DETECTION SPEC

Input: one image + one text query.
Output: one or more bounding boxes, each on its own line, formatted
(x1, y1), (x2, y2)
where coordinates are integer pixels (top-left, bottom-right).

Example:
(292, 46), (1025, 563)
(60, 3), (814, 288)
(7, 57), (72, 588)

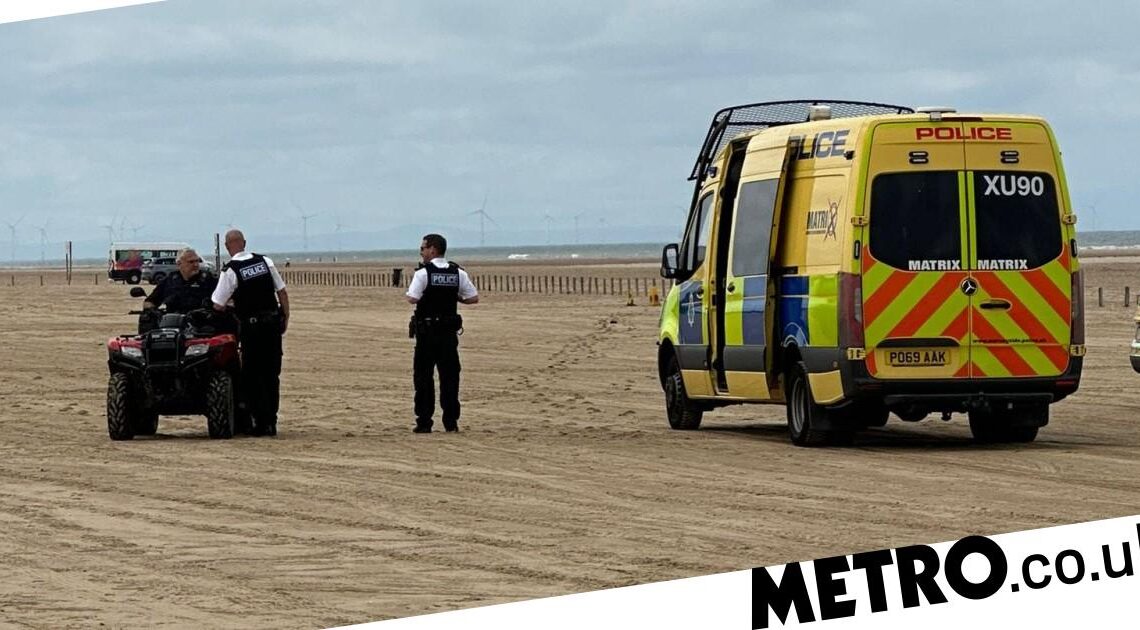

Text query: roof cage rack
(688, 100), (914, 180)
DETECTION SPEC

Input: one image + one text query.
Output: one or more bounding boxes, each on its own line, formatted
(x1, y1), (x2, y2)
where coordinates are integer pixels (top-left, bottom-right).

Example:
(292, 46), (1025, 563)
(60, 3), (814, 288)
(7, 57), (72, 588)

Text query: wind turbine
(292, 200), (318, 252)
(36, 220), (50, 264)
(467, 195), (498, 247)
(334, 215), (345, 253)
(128, 223), (145, 239)
(573, 211), (586, 245)
(542, 213), (554, 245)
(99, 220), (117, 248)
(597, 217), (607, 244)
(5, 214), (25, 264)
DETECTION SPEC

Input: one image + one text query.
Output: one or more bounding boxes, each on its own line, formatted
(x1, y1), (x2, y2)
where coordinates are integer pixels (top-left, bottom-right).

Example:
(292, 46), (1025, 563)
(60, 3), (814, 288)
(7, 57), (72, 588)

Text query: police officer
(143, 248), (217, 314)
(406, 233), (478, 433)
(211, 229), (290, 437)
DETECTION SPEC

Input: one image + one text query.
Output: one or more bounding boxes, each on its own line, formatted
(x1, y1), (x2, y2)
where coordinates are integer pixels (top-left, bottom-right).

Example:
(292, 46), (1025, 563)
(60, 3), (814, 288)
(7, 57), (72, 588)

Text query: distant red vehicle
(107, 241), (189, 284)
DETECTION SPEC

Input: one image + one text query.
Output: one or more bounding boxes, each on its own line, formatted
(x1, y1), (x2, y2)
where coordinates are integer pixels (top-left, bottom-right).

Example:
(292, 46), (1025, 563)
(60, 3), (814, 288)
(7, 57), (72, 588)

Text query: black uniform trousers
(413, 329), (461, 429)
(240, 315), (283, 432)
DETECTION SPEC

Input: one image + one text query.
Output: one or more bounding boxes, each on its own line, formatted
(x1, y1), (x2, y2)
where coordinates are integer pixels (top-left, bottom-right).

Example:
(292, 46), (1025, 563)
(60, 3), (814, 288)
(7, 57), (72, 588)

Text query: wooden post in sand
(1126, 286), (1131, 307)
(1098, 287), (1103, 307)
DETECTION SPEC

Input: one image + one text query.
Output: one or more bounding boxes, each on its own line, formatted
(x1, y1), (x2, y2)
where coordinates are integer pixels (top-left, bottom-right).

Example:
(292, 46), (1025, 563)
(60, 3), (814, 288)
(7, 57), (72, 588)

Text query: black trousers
(240, 318), (283, 429)
(413, 331), (461, 428)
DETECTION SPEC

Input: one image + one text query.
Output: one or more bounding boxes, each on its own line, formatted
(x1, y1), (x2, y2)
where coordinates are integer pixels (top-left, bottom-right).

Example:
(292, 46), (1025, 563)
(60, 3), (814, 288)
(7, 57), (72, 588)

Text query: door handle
(979, 299), (1012, 310)
(727, 282), (736, 293)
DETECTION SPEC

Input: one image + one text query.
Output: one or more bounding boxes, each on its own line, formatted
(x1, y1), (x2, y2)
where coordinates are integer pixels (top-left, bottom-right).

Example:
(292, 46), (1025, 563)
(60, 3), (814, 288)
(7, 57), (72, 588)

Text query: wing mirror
(660, 243), (680, 279)
(129, 287), (147, 298)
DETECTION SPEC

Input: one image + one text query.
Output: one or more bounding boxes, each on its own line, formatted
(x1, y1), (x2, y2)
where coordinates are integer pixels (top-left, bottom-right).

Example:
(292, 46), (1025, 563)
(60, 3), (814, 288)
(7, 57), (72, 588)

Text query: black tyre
(151, 272), (166, 285)
(843, 400), (889, 428)
(664, 356), (703, 430)
(206, 372), (235, 439)
(894, 409), (929, 423)
(107, 373), (135, 441)
(127, 271), (141, 285)
(969, 409), (1040, 444)
(133, 410), (159, 436)
(785, 362), (850, 446)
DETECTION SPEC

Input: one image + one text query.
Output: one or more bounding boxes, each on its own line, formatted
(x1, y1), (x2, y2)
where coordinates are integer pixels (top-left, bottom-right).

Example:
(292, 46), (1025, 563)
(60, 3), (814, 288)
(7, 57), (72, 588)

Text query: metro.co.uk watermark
(752, 523), (1140, 628)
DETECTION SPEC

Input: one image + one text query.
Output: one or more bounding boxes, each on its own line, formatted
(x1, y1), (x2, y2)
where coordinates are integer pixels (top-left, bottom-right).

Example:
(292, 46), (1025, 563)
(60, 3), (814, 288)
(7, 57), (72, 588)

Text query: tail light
(1070, 270), (1084, 345)
(838, 272), (865, 349)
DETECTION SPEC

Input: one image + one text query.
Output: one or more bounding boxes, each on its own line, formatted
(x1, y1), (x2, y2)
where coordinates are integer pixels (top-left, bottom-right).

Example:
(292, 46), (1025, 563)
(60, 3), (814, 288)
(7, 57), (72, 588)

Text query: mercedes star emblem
(960, 277), (978, 295)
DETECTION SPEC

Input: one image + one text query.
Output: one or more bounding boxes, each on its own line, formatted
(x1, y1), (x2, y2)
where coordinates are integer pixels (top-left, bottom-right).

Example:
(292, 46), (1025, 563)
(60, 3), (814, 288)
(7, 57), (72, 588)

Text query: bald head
(224, 229), (246, 256)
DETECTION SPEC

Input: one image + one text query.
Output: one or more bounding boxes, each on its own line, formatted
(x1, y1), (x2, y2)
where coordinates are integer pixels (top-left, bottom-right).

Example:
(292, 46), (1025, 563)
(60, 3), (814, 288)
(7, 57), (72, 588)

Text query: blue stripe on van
(678, 280), (704, 345)
(780, 275), (809, 296)
(742, 276), (767, 346)
(778, 275), (809, 346)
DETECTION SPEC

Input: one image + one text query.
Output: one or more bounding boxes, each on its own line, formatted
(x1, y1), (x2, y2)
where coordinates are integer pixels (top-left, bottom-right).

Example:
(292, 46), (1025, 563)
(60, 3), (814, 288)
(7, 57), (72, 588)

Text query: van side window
(681, 193), (715, 270)
(869, 172), (961, 270)
(731, 179), (779, 277)
(972, 171), (1061, 269)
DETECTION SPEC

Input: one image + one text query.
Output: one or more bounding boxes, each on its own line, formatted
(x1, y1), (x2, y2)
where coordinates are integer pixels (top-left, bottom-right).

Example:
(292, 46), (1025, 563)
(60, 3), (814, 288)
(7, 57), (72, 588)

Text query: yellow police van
(658, 100), (1084, 446)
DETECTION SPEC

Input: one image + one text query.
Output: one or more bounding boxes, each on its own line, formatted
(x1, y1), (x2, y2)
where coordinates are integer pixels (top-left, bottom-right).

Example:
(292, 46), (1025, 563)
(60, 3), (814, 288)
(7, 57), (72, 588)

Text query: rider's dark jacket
(145, 271), (218, 314)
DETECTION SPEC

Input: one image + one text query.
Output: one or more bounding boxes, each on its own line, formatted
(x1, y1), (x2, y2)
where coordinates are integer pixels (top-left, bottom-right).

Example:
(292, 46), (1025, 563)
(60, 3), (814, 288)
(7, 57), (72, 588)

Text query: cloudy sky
(0, 0), (1135, 258)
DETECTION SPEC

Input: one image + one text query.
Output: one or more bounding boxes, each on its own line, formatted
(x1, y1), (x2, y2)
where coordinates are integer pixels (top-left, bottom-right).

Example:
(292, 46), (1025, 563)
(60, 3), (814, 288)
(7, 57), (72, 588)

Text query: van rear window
(973, 171), (1061, 270)
(869, 172), (961, 271)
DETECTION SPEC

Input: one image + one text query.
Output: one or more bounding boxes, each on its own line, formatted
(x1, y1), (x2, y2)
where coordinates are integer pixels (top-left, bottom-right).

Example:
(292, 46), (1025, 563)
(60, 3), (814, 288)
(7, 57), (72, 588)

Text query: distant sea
(33, 242), (669, 270)
(11, 231), (1140, 269)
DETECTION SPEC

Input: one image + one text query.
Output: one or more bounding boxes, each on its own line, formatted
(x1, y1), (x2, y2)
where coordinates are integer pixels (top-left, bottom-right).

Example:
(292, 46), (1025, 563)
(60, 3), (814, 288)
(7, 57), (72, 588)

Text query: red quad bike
(105, 287), (249, 440)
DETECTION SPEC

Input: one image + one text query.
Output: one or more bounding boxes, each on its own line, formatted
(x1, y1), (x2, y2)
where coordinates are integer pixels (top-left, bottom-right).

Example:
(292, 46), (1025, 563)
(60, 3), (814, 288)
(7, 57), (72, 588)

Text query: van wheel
(894, 409), (928, 422)
(843, 400), (889, 427)
(664, 356), (702, 430)
(968, 410), (1040, 443)
(786, 362), (850, 446)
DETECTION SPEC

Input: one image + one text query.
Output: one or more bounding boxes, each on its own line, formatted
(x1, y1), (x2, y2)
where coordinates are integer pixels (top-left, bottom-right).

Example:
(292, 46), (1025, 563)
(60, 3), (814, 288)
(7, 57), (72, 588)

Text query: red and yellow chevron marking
(969, 255), (1071, 378)
(861, 247), (1072, 379)
(861, 249), (970, 379)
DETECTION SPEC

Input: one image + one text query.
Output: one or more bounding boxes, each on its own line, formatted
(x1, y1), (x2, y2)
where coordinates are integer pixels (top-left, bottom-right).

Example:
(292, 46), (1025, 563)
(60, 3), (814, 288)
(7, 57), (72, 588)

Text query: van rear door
(964, 122), (1071, 378)
(862, 122), (971, 379)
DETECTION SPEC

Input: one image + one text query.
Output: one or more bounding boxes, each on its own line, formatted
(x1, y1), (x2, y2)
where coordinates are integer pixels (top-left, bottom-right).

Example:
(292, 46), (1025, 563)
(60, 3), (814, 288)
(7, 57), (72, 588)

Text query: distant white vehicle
(108, 241), (191, 284)
(507, 253), (530, 260)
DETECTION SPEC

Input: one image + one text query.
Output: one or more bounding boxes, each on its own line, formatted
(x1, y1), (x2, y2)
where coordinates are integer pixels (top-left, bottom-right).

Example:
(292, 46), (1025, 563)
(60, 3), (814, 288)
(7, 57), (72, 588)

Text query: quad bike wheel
(206, 372), (235, 439)
(106, 373), (135, 441)
(133, 410), (159, 436)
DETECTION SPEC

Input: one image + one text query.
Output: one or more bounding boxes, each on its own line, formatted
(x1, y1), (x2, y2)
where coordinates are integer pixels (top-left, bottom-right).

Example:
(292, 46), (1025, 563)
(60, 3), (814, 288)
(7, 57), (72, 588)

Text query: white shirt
(406, 258), (478, 301)
(211, 251), (286, 307)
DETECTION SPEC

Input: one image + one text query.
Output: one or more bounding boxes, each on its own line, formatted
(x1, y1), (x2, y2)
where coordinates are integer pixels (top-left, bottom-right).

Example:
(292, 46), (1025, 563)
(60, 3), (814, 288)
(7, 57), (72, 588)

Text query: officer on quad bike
(105, 247), (251, 441)
(139, 248), (218, 331)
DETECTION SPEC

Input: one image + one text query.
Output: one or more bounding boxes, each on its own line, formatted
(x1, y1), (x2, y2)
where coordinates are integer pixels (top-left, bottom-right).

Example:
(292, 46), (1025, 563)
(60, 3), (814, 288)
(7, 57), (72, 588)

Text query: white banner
(0, 0), (163, 25)
(336, 514), (1140, 629)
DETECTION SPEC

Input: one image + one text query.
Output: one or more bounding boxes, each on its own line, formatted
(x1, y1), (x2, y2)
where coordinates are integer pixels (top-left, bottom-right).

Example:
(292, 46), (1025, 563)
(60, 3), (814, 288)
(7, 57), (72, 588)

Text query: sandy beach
(1, 257), (1139, 627)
